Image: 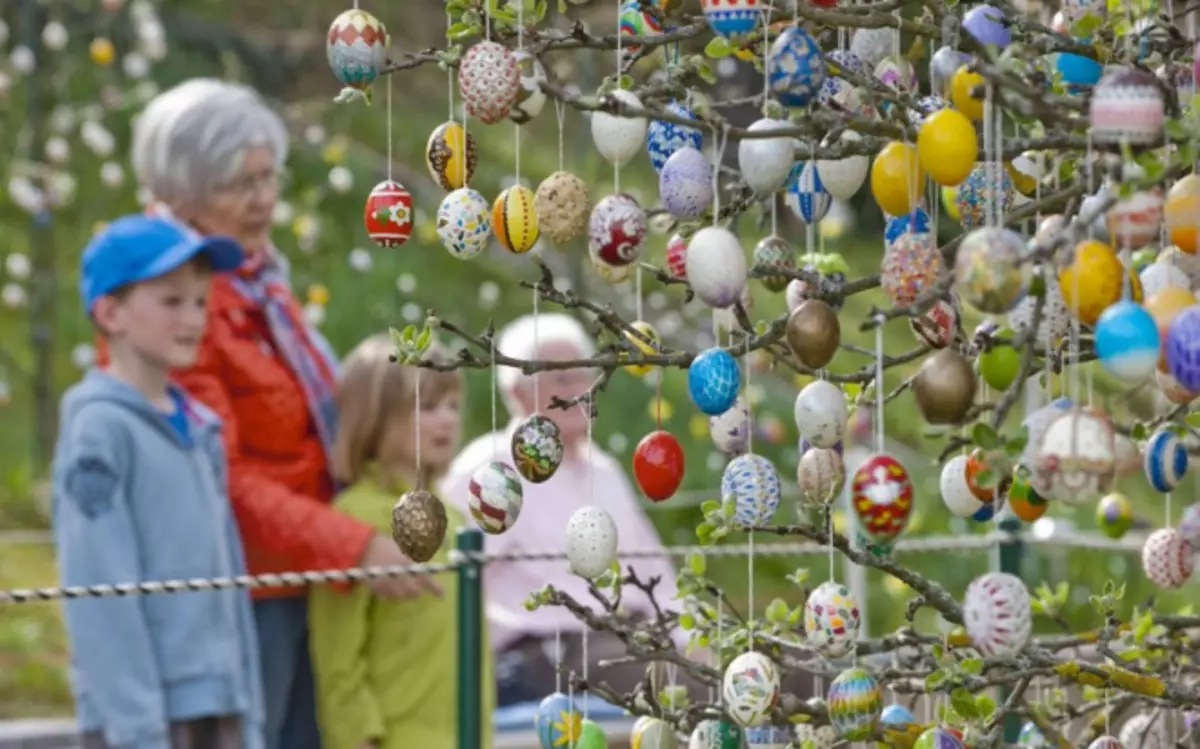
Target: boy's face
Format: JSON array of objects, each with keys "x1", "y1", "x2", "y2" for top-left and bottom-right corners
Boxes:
[{"x1": 95, "y1": 260, "x2": 213, "y2": 371}]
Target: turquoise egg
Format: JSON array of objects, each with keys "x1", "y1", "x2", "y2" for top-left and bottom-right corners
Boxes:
[
  {"x1": 688, "y1": 347, "x2": 741, "y2": 415},
  {"x1": 1095, "y1": 300, "x2": 1159, "y2": 381}
]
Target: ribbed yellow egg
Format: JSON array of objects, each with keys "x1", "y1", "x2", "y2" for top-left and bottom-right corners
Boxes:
[{"x1": 492, "y1": 185, "x2": 539, "y2": 253}]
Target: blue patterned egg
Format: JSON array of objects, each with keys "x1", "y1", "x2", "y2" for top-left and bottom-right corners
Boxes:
[
  {"x1": 535, "y1": 692, "x2": 582, "y2": 749},
  {"x1": 880, "y1": 703, "x2": 915, "y2": 727},
  {"x1": 1144, "y1": 428, "x2": 1188, "y2": 492},
  {"x1": 1095, "y1": 300, "x2": 1160, "y2": 381},
  {"x1": 744, "y1": 724, "x2": 791, "y2": 748},
  {"x1": 1018, "y1": 721, "x2": 1049, "y2": 747},
  {"x1": 885, "y1": 208, "x2": 931, "y2": 244},
  {"x1": 908, "y1": 94, "x2": 949, "y2": 128},
  {"x1": 767, "y1": 26, "x2": 825, "y2": 107},
  {"x1": 660, "y1": 146, "x2": 713, "y2": 221},
  {"x1": 785, "y1": 162, "x2": 831, "y2": 223},
  {"x1": 825, "y1": 49, "x2": 866, "y2": 77},
  {"x1": 1165, "y1": 305, "x2": 1200, "y2": 391},
  {"x1": 688, "y1": 347, "x2": 741, "y2": 415},
  {"x1": 647, "y1": 101, "x2": 703, "y2": 173},
  {"x1": 722, "y1": 453, "x2": 782, "y2": 527},
  {"x1": 956, "y1": 163, "x2": 1014, "y2": 229},
  {"x1": 702, "y1": 0, "x2": 761, "y2": 39},
  {"x1": 816, "y1": 76, "x2": 873, "y2": 118}
]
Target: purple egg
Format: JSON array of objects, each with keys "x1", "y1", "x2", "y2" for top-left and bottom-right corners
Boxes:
[
  {"x1": 1165, "y1": 305, "x2": 1200, "y2": 392},
  {"x1": 963, "y1": 5, "x2": 1011, "y2": 48}
]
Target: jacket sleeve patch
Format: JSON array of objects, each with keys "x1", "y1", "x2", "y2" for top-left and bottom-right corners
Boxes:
[{"x1": 64, "y1": 454, "x2": 120, "y2": 519}]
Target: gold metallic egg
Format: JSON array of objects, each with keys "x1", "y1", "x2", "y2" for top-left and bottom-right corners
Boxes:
[
  {"x1": 425, "y1": 121, "x2": 478, "y2": 192},
  {"x1": 391, "y1": 489, "x2": 448, "y2": 563},
  {"x1": 912, "y1": 348, "x2": 977, "y2": 425},
  {"x1": 786, "y1": 299, "x2": 841, "y2": 370}
]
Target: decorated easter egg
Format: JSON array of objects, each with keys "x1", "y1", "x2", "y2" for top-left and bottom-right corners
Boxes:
[
  {"x1": 1007, "y1": 472, "x2": 1048, "y2": 523},
  {"x1": 1142, "y1": 527, "x2": 1193, "y2": 588},
  {"x1": 817, "y1": 76, "x2": 874, "y2": 118},
  {"x1": 963, "y1": 4, "x2": 1011, "y2": 47},
  {"x1": 956, "y1": 163, "x2": 1014, "y2": 229},
  {"x1": 647, "y1": 101, "x2": 703, "y2": 172},
  {"x1": 768, "y1": 26, "x2": 825, "y2": 106},
  {"x1": 914, "y1": 349, "x2": 976, "y2": 425},
  {"x1": 688, "y1": 720, "x2": 742, "y2": 749},
  {"x1": 1060, "y1": 240, "x2": 1141, "y2": 325},
  {"x1": 796, "y1": 447, "x2": 845, "y2": 506},
  {"x1": 391, "y1": 489, "x2": 448, "y2": 563},
  {"x1": 851, "y1": 453, "x2": 913, "y2": 547},
  {"x1": 1108, "y1": 187, "x2": 1163, "y2": 249},
  {"x1": 881, "y1": 233, "x2": 943, "y2": 306},
  {"x1": 827, "y1": 667, "x2": 882, "y2": 740},
  {"x1": 874, "y1": 54, "x2": 918, "y2": 96},
  {"x1": 908, "y1": 94, "x2": 950, "y2": 128},
  {"x1": 722, "y1": 651, "x2": 780, "y2": 727},
  {"x1": 1007, "y1": 274, "x2": 1069, "y2": 349},
  {"x1": 536, "y1": 692, "x2": 582, "y2": 749},
  {"x1": 1095, "y1": 300, "x2": 1159, "y2": 380},
  {"x1": 1166, "y1": 174, "x2": 1200, "y2": 252},
  {"x1": 1035, "y1": 408, "x2": 1116, "y2": 503},
  {"x1": 739, "y1": 118, "x2": 795, "y2": 194},
  {"x1": 1018, "y1": 721, "x2": 1048, "y2": 748},
  {"x1": 665, "y1": 233, "x2": 688, "y2": 278},
  {"x1": 565, "y1": 505, "x2": 619, "y2": 578},
  {"x1": 871, "y1": 141, "x2": 924, "y2": 216},
  {"x1": 1144, "y1": 428, "x2": 1188, "y2": 492},
  {"x1": 326, "y1": 9, "x2": 388, "y2": 95},
  {"x1": 793, "y1": 722, "x2": 838, "y2": 748},
  {"x1": 911, "y1": 298, "x2": 959, "y2": 348},
  {"x1": 918, "y1": 108, "x2": 978, "y2": 186},
  {"x1": 722, "y1": 453, "x2": 782, "y2": 527},
  {"x1": 1166, "y1": 305, "x2": 1200, "y2": 390},
  {"x1": 951, "y1": 65, "x2": 985, "y2": 121},
  {"x1": 1158, "y1": 368, "x2": 1198, "y2": 403},
  {"x1": 1096, "y1": 492, "x2": 1133, "y2": 539},
  {"x1": 1180, "y1": 502, "x2": 1200, "y2": 548},
  {"x1": 535, "y1": 170, "x2": 590, "y2": 245},
  {"x1": 804, "y1": 580, "x2": 861, "y2": 658},
  {"x1": 817, "y1": 130, "x2": 871, "y2": 201},
  {"x1": 885, "y1": 207, "x2": 931, "y2": 244},
  {"x1": 576, "y1": 719, "x2": 607, "y2": 749},
  {"x1": 618, "y1": 0, "x2": 664, "y2": 65},
  {"x1": 510, "y1": 50, "x2": 548, "y2": 124},
  {"x1": 660, "y1": 147, "x2": 713, "y2": 220},
  {"x1": 786, "y1": 300, "x2": 840, "y2": 370},
  {"x1": 492, "y1": 184, "x2": 540, "y2": 253},
  {"x1": 702, "y1": 0, "x2": 762, "y2": 38},
  {"x1": 849, "y1": 27, "x2": 898, "y2": 67},
  {"x1": 794, "y1": 380, "x2": 848, "y2": 449},
  {"x1": 623, "y1": 321, "x2": 661, "y2": 376},
  {"x1": 916, "y1": 726, "x2": 966, "y2": 749},
  {"x1": 425, "y1": 121, "x2": 478, "y2": 191},
  {"x1": 1086, "y1": 737, "x2": 1123, "y2": 749},
  {"x1": 634, "y1": 430, "x2": 686, "y2": 501},
  {"x1": 363, "y1": 179, "x2": 413, "y2": 248},
  {"x1": 1091, "y1": 65, "x2": 1165, "y2": 146},
  {"x1": 941, "y1": 454, "x2": 985, "y2": 518},
  {"x1": 743, "y1": 725, "x2": 790, "y2": 749},
  {"x1": 589, "y1": 193, "x2": 647, "y2": 266},
  {"x1": 468, "y1": 460, "x2": 524, "y2": 533},
  {"x1": 1021, "y1": 398, "x2": 1073, "y2": 475},
  {"x1": 436, "y1": 188, "x2": 492, "y2": 260},
  {"x1": 1140, "y1": 261, "x2": 1190, "y2": 299},
  {"x1": 752, "y1": 235, "x2": 796, "y2": 293},
  {"x1": 459, "y1": 40, "x2": 520, "y2": 124},
  {"x1": 689, "y1": 347, "x2": 741, "y2": 415},
  {"x1": 592, "y1": 89, "x2": 648, "y2": 166},
  {"x1": 710, "y1": 396, "x2": 751, "y2": 455},
  {"x1": 964, "y1": 571, "x2": 1032, "y2": 658},
  {"x1": 631, "y1": 717, "x2": 676, "y2": 749},
  {"x1": 686, "y1": 227, "x2": 748, "y2": 309},
  {"x1": 955, "y1": 226, "x2": 1030, "y2": 313},
  {"x1": 931, "y1": 46, "x2": 969, "y2": 94},
  {"x1": 1147, "y1": 287, "x2": 1196, "y2": 368},
  {"x1": 786, "y1": 161, "x2": 832, "y2": 223},
  {"x1": 511, "y1": 414, "x2": 564, "y2": 483}
]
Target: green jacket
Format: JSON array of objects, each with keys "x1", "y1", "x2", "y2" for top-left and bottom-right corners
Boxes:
[{"x1": 309, "y1": 472, "x2": 495, "y2": 749}]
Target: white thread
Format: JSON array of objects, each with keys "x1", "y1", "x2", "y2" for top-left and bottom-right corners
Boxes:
[
  {"x1": 386, "y1": 75, "x2": 393, "y2": 181},
  {"x1": 490, "y1": 336, "x2": 499, "y2": 455},
  {"x1": 414, "y1": 366, "x2": 422, "y2": 473}
]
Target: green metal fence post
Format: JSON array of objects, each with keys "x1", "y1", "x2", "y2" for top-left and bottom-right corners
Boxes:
[
  {"x1": 997, "y1": 513, "x2": 1024, "y2": 743},
  {"x1": 457, "y1": 528, "x2": 484, "y2": 749}
]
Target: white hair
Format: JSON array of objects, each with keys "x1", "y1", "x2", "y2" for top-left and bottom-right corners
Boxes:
[
  {"x1": 496, "y1": 313, "x2": 597, "y2": 417},
  {"x1": 131, "y1": 78, "x2": 289, "y2": 209}
]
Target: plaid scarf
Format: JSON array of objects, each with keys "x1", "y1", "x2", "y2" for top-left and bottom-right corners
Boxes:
[{"x1": 145, "y1": 203, "x2": 340, "y2": 463}]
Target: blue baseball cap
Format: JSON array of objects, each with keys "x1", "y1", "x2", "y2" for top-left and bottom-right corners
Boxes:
[{"x1": 80, "y1": 214, "x2": 245, "y2": 312}]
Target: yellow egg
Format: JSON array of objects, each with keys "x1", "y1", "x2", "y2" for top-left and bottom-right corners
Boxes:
[
  {"x1": 1059, "y1": 240, "x2": 1143, "y2": 326},
  {"x1": 623, "y1": 321, "x2": 661, "y2": 376},
  {"x1": 306, "y1": 284, "x2": 330, "y2": 306},
  {"x1": 426, "y1": 121, "x2": 478, "y2": 192},
  {"x1": 870, "y1": 141, "x2": 925, "y2": 216},
  {"x1": 1165, "y1": 174, "x2": 1200, "y2": 254},
  {"x1": 89, "y1": 37, "x2": 115, "y2": 66},
  {"x1": 492, "y1": 185, "x2": 539, "y2": 253},
  {"x1": 941, "y1": 185, "x2": 961, "y2": 221},
  {"x1": 321, "y1": 138, "x2": 347, "y2": 165},
  {"x1": 950, "y1": 66, "x2": 986, "y2": 121},
  {"x1": 648, "y1": 397, "x2": 674, "y2": 421},
  {"x1": 1006, "y1": 160, "x2": 1038, "y2": 196},
  {"x1": 917, "y1": 108, "x2": 977, "y2": 187}
]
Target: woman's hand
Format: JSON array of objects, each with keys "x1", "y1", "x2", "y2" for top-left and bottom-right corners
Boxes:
[{"x1": 359, "y1": 535, "x2": 444, "y2": 600}]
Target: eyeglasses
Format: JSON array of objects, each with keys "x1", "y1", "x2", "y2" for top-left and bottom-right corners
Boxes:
[{"x1": 215, "y1": 168, "x2": 289, "y2": 200}]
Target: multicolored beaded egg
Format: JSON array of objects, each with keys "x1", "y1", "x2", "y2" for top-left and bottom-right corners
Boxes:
[
  {"x1": 647, "y1": 101, "x2": 703, "y2": 172},
  {"x1": 1144, "y1": 428, "x2": 1188, "y2": 493},
  {"x1": 459, "y1": 41, "x2": 520, "y2": 124},
  {"x1": 964, "y1": 571, "x2": 1032, "y2": 658},
  {"x1": 751, "y1": 235, "x2": 795, "y2": 293},
  {"x1": 425, "y1": 121, "x2": 478, "y2": 191},
  {"x1": 534, "y1": 171, "x2": 590, "y2": 245},
  {"x1": 467, "y1": 460, "x2": 524, "y2": 534},
  {"x1": 710, "y1": 395, "x2": 751, "y2": 455},
  {"x1": 851, "y1": 453, "x2": 913, "y2": 549},
  {"x1": 1142, "y1": 527, "x2": 1193, "y2": 588},
  {"x1": 722, "y1": 651, "x2": 780, "y2": 727},
  {"x1": 1090, "y1": 65, "x2": 1165, "y2": 146},
  {"x1": 660, "y1": 146, "x2": 714, "y2": 220},
  {"x1": 954, "y1": 226, "x2": 1029, "y2": 313},
  {"x1": 535, "y1": 693, "x2": 581, "y2": 749},
  {"x1": 363, "y1": 179, "x2": 413, "y2": 248},
  {"x1": 881, "y1": 233, "x2": 942, "y2": 306},
  {"x1": 1096, "y1": 492, "x2": 1133, "y2": 539},
  {"x1": 827, "y1": 667, "x2": 882, "y2": 740},
  {"x1": 492, "y1": 184, "x2": 540, "y2": 254},
  {"x1": 436, "y1": 188, "x2": 492, "y2": 260},
  {"x1": 785, "y1": 161, "x2": 832, "y2": 223},
  {"x1": 955, "y1": 162, "x2": 1014, "y2": 229},
  {"x1": 722, "y1": 453, "x2": 782, "y2": 527},
  {"x1": 511, "y1": 414, "x2": 564, "y2": 483},
  {"x1": 326, "y1": 9, "x2": 388, "y2": 98},
  {"x1": 768, "y1": 25, "x2": 825, "y2": 107},
  {"x1": 702, "y1": 0, "x2": 762, "y2": 38},
  {"x1": 804, "y1": 580, "x2": 861, "y2": 658},
  {"x1": 589, "y1": 193, "x2": 647, "y2": 266},
  {"x1": 688, "y1": 347, "x2": 741, "y2": 415}
]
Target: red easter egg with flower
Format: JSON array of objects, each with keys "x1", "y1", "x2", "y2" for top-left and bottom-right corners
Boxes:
[
  {"x1": 850, "y1": 452, "x2": 913, "y2": 546},
  {"x1": 364, "y1": 179, "x2": 414, "y2": 248},
  {"x1": 633, "y1": 430, "x2": 685, "y2": 502},
  {"x1": 665, "y1": 233, "x2": 688, "y2": 279}
]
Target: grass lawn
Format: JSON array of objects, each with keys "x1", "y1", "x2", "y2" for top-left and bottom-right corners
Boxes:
[{"x1": 0, "y1": 541, "x2": 71, "y2": 718}]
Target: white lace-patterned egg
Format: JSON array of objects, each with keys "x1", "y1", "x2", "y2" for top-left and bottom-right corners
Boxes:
[
  {"x1": 686, "y1": 226, "x2": 747, "y2": 309},
  {"x1": 796, "y1": 447, "x2": 844, "y2": 506},
  {"x1": 564, "y1": 505, "x2": 618, "y2": 579},
  {"x1": 815, "y1": 130, "x2": 870, "y2": 200},
  {"x1": 738, "y1": 118, "x2": 794, "y2": 194},
  {"x1": 591, "y1": 89, "x2": 648, "y2": 166},
  {"x1": 1142, "y1": 527, "x2": 1193, "y2": 589},
  {"x1": 963, "y1": 572, "x2": 1032, "y2": 659},
  {"x1": 722, "y1": 651, "x2": 781, "y2": 728},
  {"x1": 709, "y1": 395, "x2": 751, "y2": 455},
  {"x1": 804, "y1": 580, "x2": 861, "y2": 658},
  {"x1": 793, "y1": 380, "x2": 847, "y2": 449},
  {"x1": 660, "y1": 146, "x2": 713, "y2": 220},
  {"x1": 1141, "y1": 260, "x2": 1191, "y2": 298},
  {"x1": 941, "y1": 454, "x2": 985, "y2": 518},
  {"x1": 1034, "y1": 408, "x2": 1116, "y2": 504}
]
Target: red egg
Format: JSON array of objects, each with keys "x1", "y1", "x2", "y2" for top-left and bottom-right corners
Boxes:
[
  {"x1": 364, "y1": 179, "x2": 414, "y2": 248},
  {"x1": 588, "y1": 193, "x2": 647, "y2": 267},
  {"x1": 850, "y1": 452, "x2": 913, "y2": 546},
  {"x1": 633, "y1": 430, "x2": 685, "y2": 502},
  {"x1": 665, "y1": 233, "x2": 687, "y2": 279}
]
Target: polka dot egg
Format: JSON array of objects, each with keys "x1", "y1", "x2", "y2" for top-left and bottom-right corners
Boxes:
[
  {"x1": 646, "y1": 100, "x2": 703, "y2": 172},
  {"x1": 660, "y1": 146, "x2": 713, "y2": 221},
  {"x1": 436, "y1": 188, "x2": 492, "y2": 260},
  {"x1": 721, "y1": 453, "x2": 782, "y2": 527},
  {"x1": 1144, "y1": 428, "x2": 1188, "y2": 492},
  {"x1": 467, "y1": 460, "x2": 524, "y2": 533},
  {"x1": 1143, "y1": 527, "x2": 1193, "y2": 588},
  {"x1": 804, "y1": 580, "x2": 861, "y2": 658},
  {"x1": 688, "y1": 347, "x2": 741, "y2": 415},
  {"x1": 564, "y1": 505, "x2": 619, "y2": 578},
  {"x1": 458, "y1": 40, "x2": 520, "y2": 124}
]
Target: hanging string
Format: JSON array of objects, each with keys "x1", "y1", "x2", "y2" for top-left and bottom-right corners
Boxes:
[
  {"x1": 490, "y1": 336, "x2": 499, "y2": 455},
  {"x1": 764, "y1": 1, "x2": 778, "y2": 239},
  {"x1": 711, "y1": 126, "x2": 730, "y2": 225},
  {"x1": 555, "y1": 99, "x2": 566, "y2": 171},
  {"x1": 532, "y1": 293, "x2": 541, "y2": 411},
  {"x1": 614, "y1": 0, "x2": 623, "y2": 193},
  {"x1": 414, "y1": 366, "x2": 422, "y2": 480},
  {"x1": 386, "y1": 75, "x2": 394, "y2": 182},
  {"x1": 515, "y1": 0, "x2": 524, "y2": 186},
  {"x1": 582, "y1": 405, "x2": 596, "y2": 723},
  {"x1": 875, "y1": 320, "x2": 885, "y2": 452}
]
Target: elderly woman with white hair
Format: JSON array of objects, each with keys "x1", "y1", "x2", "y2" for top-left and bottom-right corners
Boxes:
[
  {"x1": 441, "y1": 313, "x2": 686, "y2": 706},
  {"x1": 100, "y1": 78, "x2": 426, "y2": 749}
]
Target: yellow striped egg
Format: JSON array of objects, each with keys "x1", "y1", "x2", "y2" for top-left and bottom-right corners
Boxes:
[
  {"x1": 492, "y1": 185, "x2": 540, "y2": 253},
  {"x1": 425, "y1": 121, "x2": 478, "y2": 192}
]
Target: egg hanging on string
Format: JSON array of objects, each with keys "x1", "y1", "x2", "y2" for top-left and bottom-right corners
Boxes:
[
  {"x1": 851, "y1": 453, "x2": 914, "y2": 551},
  {"x1": 1094, "y1": 300, "x2": 1159, "y2": 381},
  {"x1": 589, "y1": 193, "x2": 647, "y2": 266},
  {"x1": 535, "y1": 693, "x2": 581, "y2": 749},
  {"x1": 1096, "y1": 492, "x2": 1133, "y2": 538},
  {"x1": 688, "y1": 347, "x2": 741, "y2": 415},
  {"x1": 723, "y1": 453, "x2": 783, "y2": 527},
  {"x1": 623, "y1": 320, "x2": 661, "y2": 376},
  {"x1": 794, "y1": 380, "x2": 847, "y2": 449},
  {"x1": 954, "y1": 226, "x2": 1030, "y2": 313},
  {"x1": 591, "y1": 89, "x2": 648, "y2": 166},
  {"x1": 1142, "y1": 527, "x2": 1193, "y2": 588},
  {"x1": 511, "y1": 414, "x2": 564, "y2": 484},
  {"x1": 467, "y1": 460, "x2": 524, "y2": 534},
  {"x1": 1144, "y1": 428, "x2": 1188, "y2": 493},
  {"x1": 492, "y1": 184, "x2": 540, "y2": 254},
  {"x1": 881, "y1": 232, "x2": 943, "y2": 307},
  {"x1": 534, "y1": 171, "x2": 590, "y2": 245},
  {"x1": 785, "y1": 161, "x2": 832, "y2": 224},
  {"x1": 459, "y1": 40, "x2": 520, "y2": 124},
  {"x1": 964, "y1": 571, "x2": 1032, "y2": 658},
  {"x1": 1107, "y1": 186, "x2": 1163, "y2": 249},
  {"x1": 941, "y1": 455, "x2": 985, "y2": 518},
  {"x1": 425, "y1": 121, "x2": 478, "y2": 191},
  {"x1": 565, "y1": 505, "x2": 619, "y2": 578},
  {"x1": 618, "y1": 0, "x2": 665, "y2": 66},
  {"x1": 702, "y1": 0, "x2": 762, "y2": 39},
  {"x1": 1034, "y1": 407, "x2": 1116, "y2": 504},
  {"x1": 363, "y1": 179, "x2": 413, "y2": 248},
  {"x1": 391, "y1": 488, "x2": 448, "y2": 562},
  {"x1": 660, "y1": 146, "x2": 713, "y2": 220},
  {"x1": 913, "y1": 348, "x2": 976, "y2": 425},
  {"x1": 911, "y1": 298, "x2": 959, "y2": 349},
  {"x1": 786, "y1": 300, "x2": 840, "y2": 370},
  {"x1": 646, "y1": 100, "x2": 703, "y2": 173},
  {"x1": 768, "y1": 26, "x2": 825, "y2": 107},
  {"x1": 326, "y1": 9, "x2": 389, "y2": 103},
  {"x1": 436, "y1": 187, "x2": 492, "y2": 260},
  {"x1": 752, "y1": 235, "x2": 796, "y2": 293},
  {"x1": 816, "y1": 130, "x2": 870, "y2": 200},
  {"x1": 796, "y1": 447, "x2": 844, "y2": 506},
  {"x1": 631, "y1": 717, "x2": 676, "y2": 749},
  {"x1": 955, "y1": 162, "x2": 1014, "y2": 229},
  {"x1": 689, "y1": 719, "x2": 743, "y2": 749},
  {"x1": 930, "y1": 46, "x2": 969, "y2": 94},
  {"x1": 804, "y1": 580, "x2": 861, "y2": 658},
  {"x1": 1090, "y1": 65, "x2": 1165, "y2": 146},
  {"x1": 722, "y1": 651, "x2": 780, "y2": 727},
  {"x1": 633, "y1": 430, "x2": 686, "y2": 502},
  {"x1": 738, "y1": 118, "x2": 794, "y2": 194},
  {"x1": 710, "y1": 396, "x2": 751, "y2": 455},
  {"x1": 686, "y1": 227, "x2": 748, "y2": 309},
  {"x1": 827, "y1": 667, "x2": 882, "y2": 740},
  {"x1": 963, "y1": 4, "x2": 1012, "y2": 47},
  {"x1": 1059, "y1": 239, "x2": 1141, "y2": 326},
  {"x1": 510, "y1": 50, "x2": 548, "y2": 124}
]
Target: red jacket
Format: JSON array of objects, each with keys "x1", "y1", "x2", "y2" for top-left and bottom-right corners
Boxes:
[{"x1": 98, "y1": 274, "x2": 375, "y2": 598}]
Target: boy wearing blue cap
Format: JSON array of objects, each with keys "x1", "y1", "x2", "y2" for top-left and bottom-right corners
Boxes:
[{"x1": 53, "y1": 214, "x2": 264, "y2": 749}]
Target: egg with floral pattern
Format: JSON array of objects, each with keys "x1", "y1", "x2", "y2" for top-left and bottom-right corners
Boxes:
[
  {"x1": 363, "y1": 179, "x2": 414, "y2": 248},
  {"x1": 722, "y1": 453, "x2": 782, "y2": 527},
  {"x1": 589, "y1": 193, "x2": 647, "y2": 266},
  {"x1": 804, "y1": 581, "x2": 861, "y2": 658},
  {"x1": 535, "y1": 692, "x2": 582, "y2": 749},
  {"x1": 768, "y1": 25, "x2": 825, "y2": 107},
  {"x1": 660, "y1": 147, "x2": 713, "y2": 220},
  {"x1": 647, "y1": 100, "x2": 703, "y2": 173},
  {"x1": 511, "y1": 414, "x2": 564, "y2": 483},
  {"x1": 436, "y1": 188, "x2": 492, "y2": 260},
  {"x1": 722, "y1": 651, "x2": 780, "y2": 727}
]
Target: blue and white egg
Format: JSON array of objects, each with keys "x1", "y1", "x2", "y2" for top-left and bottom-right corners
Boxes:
[
  {"x1": 1094, "y1": 300, "x2": 1160, "y2": 381},
  {"x1": 660, "y1": 146, "x2": 713, "y2": 221},
  {"x1": 768, "y1": 26, "x2": 825, "y2": 107},
  {"x1": 880, "y1": 703, "x2": 916, "y2": 727},
  {"x1": 825, "y1": 49, "x2": 867, "y2": 77},
  {"x1": 646, "y1": 101, "x2": 703, "y2": 173},
  {"x1": 535, "y1": 693, "x2": 580, "y2": 749},
  {"x1": 703, "y1": 0, "x2": 761, "y2": 39},
  {"x1": 1144, "y1": 428, "x2": 1188, "y2": 493},
  {"x1": 688, "y1": 347, "x2": 741, "y2": 415},
  {"x1": 908, "y1": 94, "x2": 949, "y2": 128},
  {"x1": 885, "y1": 207, "x2": 932, "y2": 245},
  {"x1": 785, "y1": 161, "x2": 832, "y2": 223},
  {"x1": 744, "y1": 724, "x2": 791, "y2": 749},
  {"x1": 722, "y1": 453, "x2": 783, "y2": 527}
]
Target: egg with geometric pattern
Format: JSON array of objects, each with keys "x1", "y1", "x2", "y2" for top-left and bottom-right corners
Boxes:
[
  {"x1": 955, "y1": 163, "x2": 1014, "y2": 229},
  {"x1": 459, "y1": 40, "x2": 520, "y2": 124},
  {"x1": 1144, "y1": 428, "x2": 1188, "y2": 493},
  {"x1": 804, "y1": 580, "x2": 861, "y2": 658},
  {"x1": 468, "y1": 460, "x2": 524, "y2": 534},
  {"x1": 492, "y1": 184, "x2": 540, "y2": 254},
  {"x1": 1142, "y1": 527, "x2": 1193, "y2": 589},
  {"x1": 827, "y1": 667, "x2": 882, "y2": 740},
  {"x1": 688, "y1": 347, "x2": 741, "y2": 415},
  {"x1": 963, "y1": 572, "x2": 1032, "y2": 658},
  {"x1": 722, "y1": 453, "x2": 782, "y2": 528},
  {"x1": 647, "y1": 100, "x2": 703, "y2": 173}
]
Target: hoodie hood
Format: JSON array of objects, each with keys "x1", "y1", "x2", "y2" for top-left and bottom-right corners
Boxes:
[{"x1": 62, "y1": 369, "x2": 220, "y2": 445}]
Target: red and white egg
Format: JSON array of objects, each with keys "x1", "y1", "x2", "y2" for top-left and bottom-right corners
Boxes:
[
  {"x1": 459, "y1": 41, "x2": 520, "y2": 125},
  {"x1": 1142, "y1": 527, "x2": 1193, "y2": 588},
  {"x1": 588, "y1": 193, "x2": 647, "y2": 267},
  {"x1": 363, "y1": 179, "x2": 414, "y2": 248}
]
